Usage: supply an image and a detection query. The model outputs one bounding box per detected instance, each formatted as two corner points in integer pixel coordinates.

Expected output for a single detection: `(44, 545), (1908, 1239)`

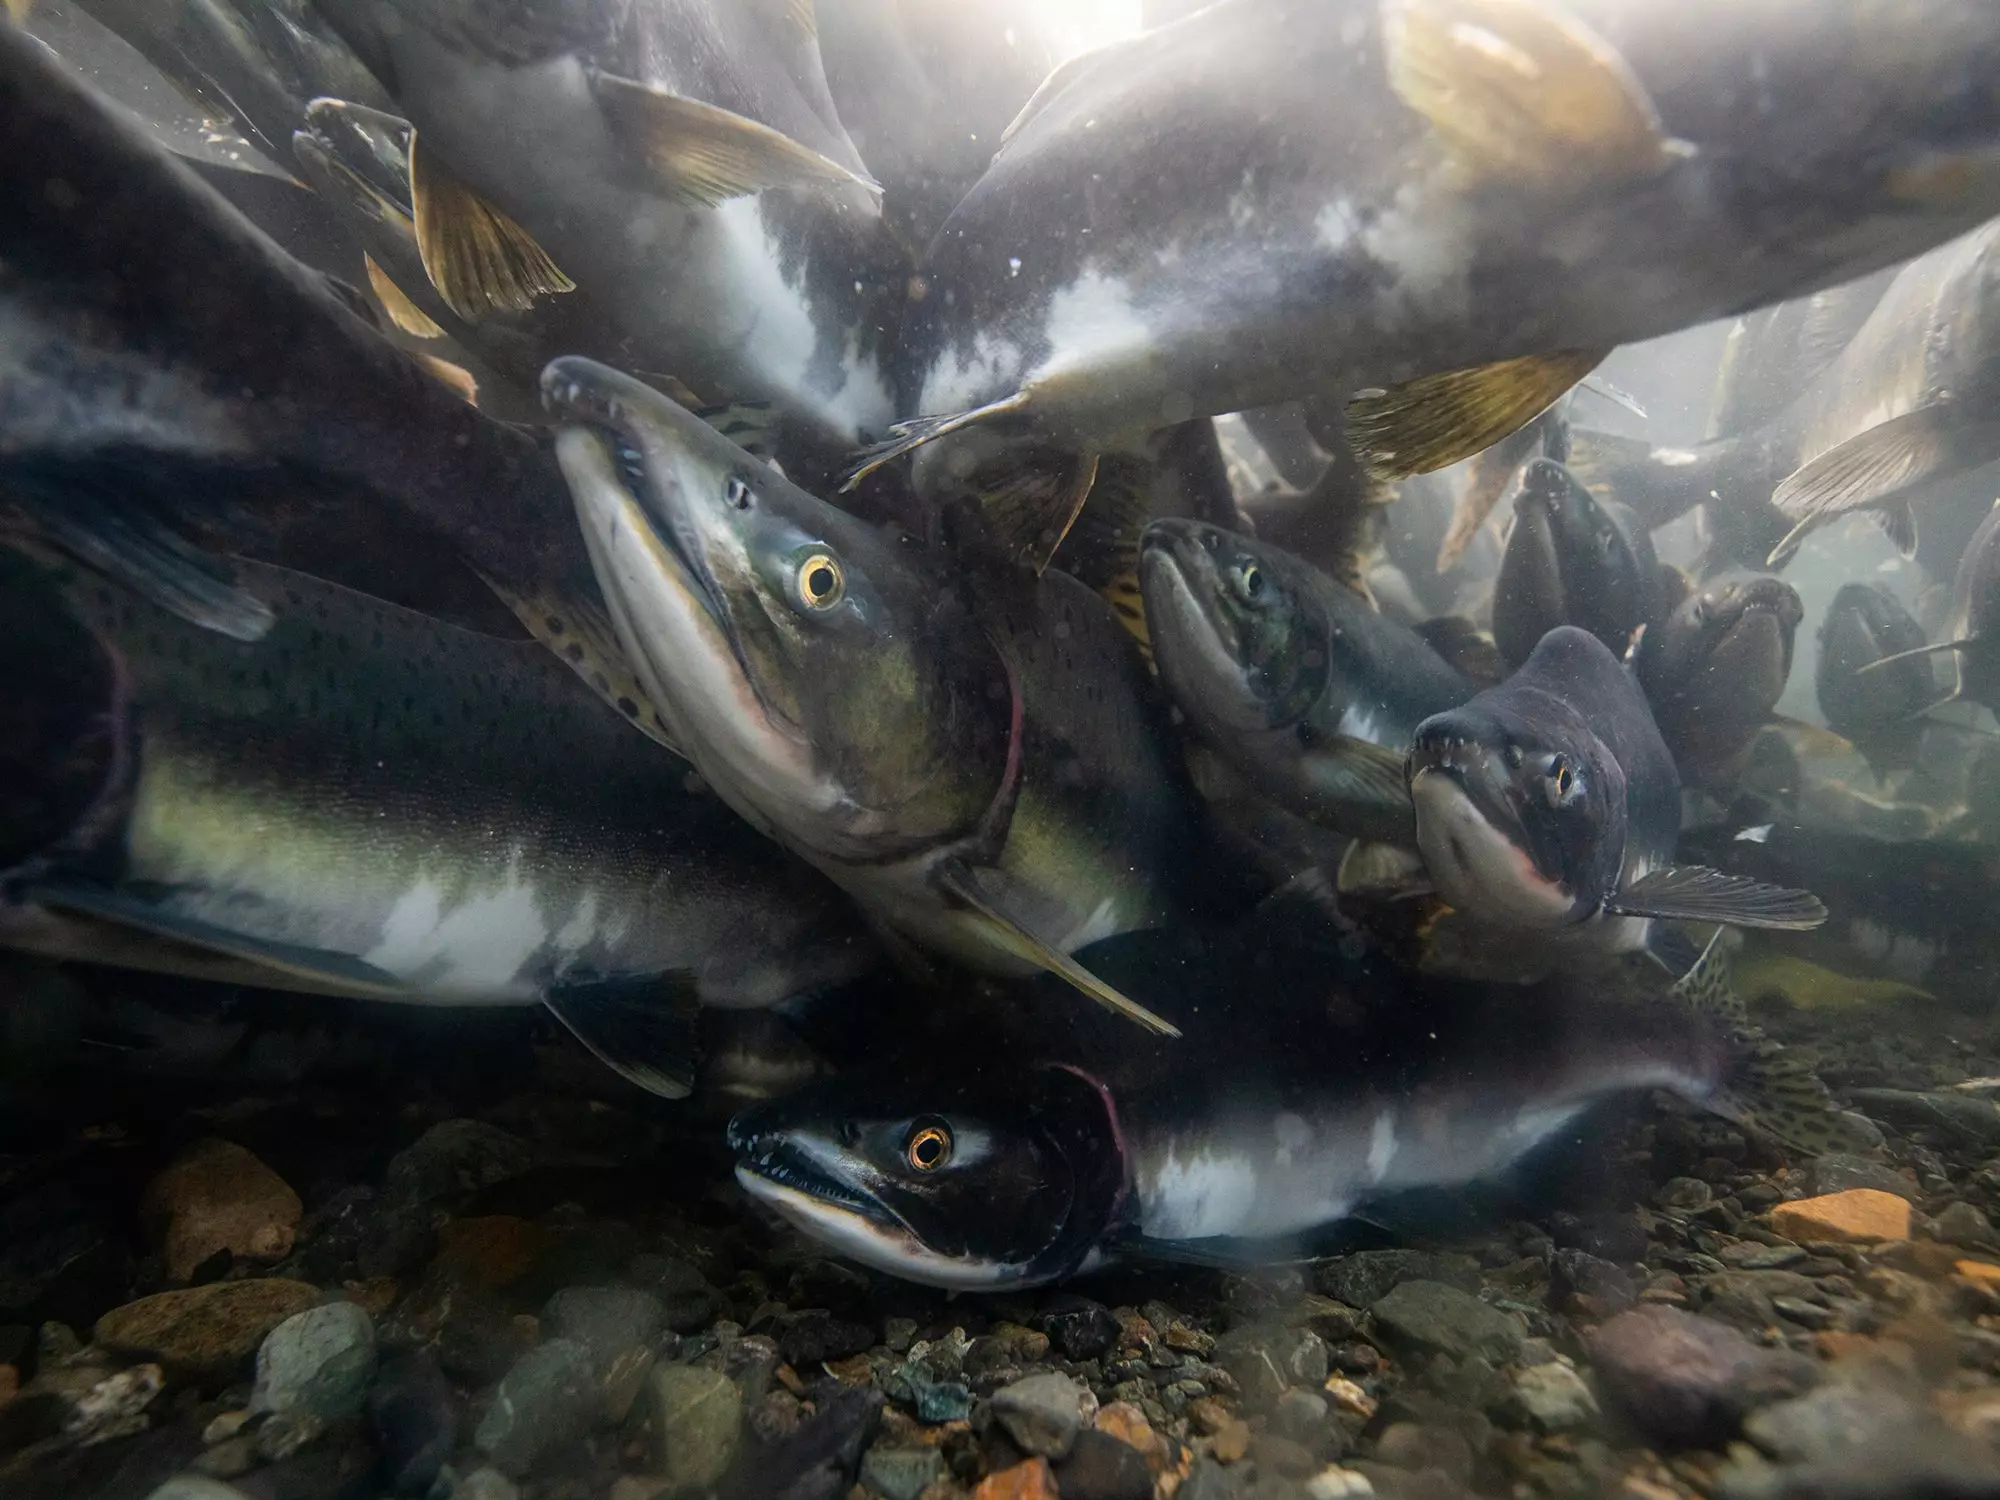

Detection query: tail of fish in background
(1670, 928), (1878, 1156)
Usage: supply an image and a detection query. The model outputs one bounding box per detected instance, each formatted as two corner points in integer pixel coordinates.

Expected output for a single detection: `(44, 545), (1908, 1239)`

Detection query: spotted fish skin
(0, 548), (876, 1014)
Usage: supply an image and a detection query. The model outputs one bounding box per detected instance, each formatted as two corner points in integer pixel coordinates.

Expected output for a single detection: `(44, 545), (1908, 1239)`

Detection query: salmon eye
(795, 552), (844, 610)
(725, 476), (753, 510)
(1230, 561), (1266, 603)
(1545, 754), (1575, 805)
(906, 1121), (952, 1172)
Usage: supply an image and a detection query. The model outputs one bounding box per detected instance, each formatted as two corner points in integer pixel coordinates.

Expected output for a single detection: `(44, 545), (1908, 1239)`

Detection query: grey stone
(1702, 1270), (1822, 1328)
(1719, 1243), (1808, 1271)
(1054, 1428), (1154, 1500)
(1176, 1457), (1244, 1500)
(383, 1120), (531, 1209)
(1499, 1361), (1599, 1433)
(1656, 1177), (1714, 1212)
(450, 1467), (521, 1500)
(254, 1410), (325, 1463)
(1742, 1380), (1928, 1465)
(1934, 1200), (2000, 1250)
(473, 1338), (597, 1477)
(1589, 1306), (1818, 1449)
(144, 1481), (253, 1500)
(368, 1349), (458, 1497)
(1315, 1250), (1480, 1309)
(251, 1302), (376, 1423)
(1548, 1250), (1637, 1315)
(990, 1371), (1096, 1459)
(1369, 1282), (1522, 1365)
(645, 1363), (744, 1491)
(625, 1255), (724, 1334)
(542, 1286), (664, 1372)
(1272, 1387), (1330, 1443)
(1215, 1324), (1328, 1405)
(1810, 1154), (1919, 1203)
(858, 1445), (944, 1500)
(882, 1317), (917, 1354)
(1373, 1421), (1473, 1483)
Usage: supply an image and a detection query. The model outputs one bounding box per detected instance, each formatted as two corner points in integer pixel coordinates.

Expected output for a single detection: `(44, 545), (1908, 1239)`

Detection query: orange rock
(1208, 1419), (1250, 1464)
(1956, 1259), (2000, 1287)
(0, 1364), (17, 1405)
(434, 1215), (548, 1288)
(1770, 1189), (1910, 1244)
(1096, 1400), (1189, 1486)
(141, 1139), (301, 1282)
(973, 1457), (1057, 1500)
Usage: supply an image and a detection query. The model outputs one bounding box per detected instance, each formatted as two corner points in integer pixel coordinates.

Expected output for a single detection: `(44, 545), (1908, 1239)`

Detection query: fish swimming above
(1573, 223), (2000, 570)
(0, 547), (879, 1099)
(1635, 576), (1804, 794)
(729, 930), (1864, 1289)
(1816, 582), (1943, 778)
(1407, 626), (1826, 964)
(0, 20), (670, 742)
(1491, 457), (1665, 669)
(542, 356), (1203, 1038)
(850, 0), (2000, 568)
(311, 0), (909, 473)
(1140, 518), (1470, 845)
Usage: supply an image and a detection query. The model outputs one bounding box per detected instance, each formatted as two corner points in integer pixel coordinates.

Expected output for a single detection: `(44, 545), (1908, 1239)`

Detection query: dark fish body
(726, 929), (1841, 1288)
(1141, 519), (1469, 843)
(1703, 271), (1896, 445)
(1492, 457), (1661, 668)
(1816, 582), (1937, 773)
(317, 0), (908, 466)
(0, 21), (596, 636)
(0, 548), (877, 1093)
(1637, 576), (1804, 792)
(545, 359), (1201, 1036)
(881, 0), (2000, 509)
(1936, 500), (2000, 711)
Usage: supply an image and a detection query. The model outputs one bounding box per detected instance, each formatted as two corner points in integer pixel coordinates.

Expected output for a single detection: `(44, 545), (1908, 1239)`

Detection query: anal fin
(1302, 735), (1415, 838)
(840, 393), (1033, 492)
(1346, 350), (1602, 478)
(543, 973), (700, 1099)
(978, 449), (1099, 574)
(1383, 0), (1692, 187)
(27, 882), (411, 999)
(934, 858), (1180, 1037)
(1606, 865), (1827, 931)
(409, 130), (575, 319)
(365, 252), (446, 338)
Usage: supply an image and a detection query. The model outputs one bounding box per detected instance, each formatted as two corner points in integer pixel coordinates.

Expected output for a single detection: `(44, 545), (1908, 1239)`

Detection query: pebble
(145, 1480), (255, 1500)
(62, 1361), (162, 1443)
(1273, 1387), (1330, 1444)
(1742, 1378), (1928, 1465)
(1325, 1375), (1377, 1420)
(1373, 1422), (1472, 1483)
(1656, 1177), (1714, 1212)
(1719, 1241), (1808, 1270)
(1304, 1465), (1375, 1498)
(1215, 1324), (1328, 1405)
(1772, 1190), (1911, 1244)
(95, 1279), (320, 1381)
(450, 1466), (521, 1500)
(473, 1338), (597, 1477)
(1039, 1296), (1119, 1360)
(643, 1362), (743, 1491)
(1369, 1281), (1523, 1364)
(1549, 1249), (1638, 1317)
(1957, 1259), (2000, 1288)
(1500, 1360), (1599, 1433)
(142, 1140), (302, 1283)
(1934, 1201), (2000, 1249)
(1316, 1251), (1480, 1309)
(625, 1256), (724, 1334)
(251, 1301), (376, 1422)
(777, 1308), (874, 1367)
(1589, 1306), (1819, 1448)
(1053, 1428), (1153, 1500)
(858, 1444), (944, 1500)
(1178, 1458), (1243, 1500)
(1811, 1154), (1920, 1203)
(990, 1371), (1096, 1459)
(368, 1349), (458, 1497)
(382, 1119), (532, 1210)
(973, 1456), (1059, 1500)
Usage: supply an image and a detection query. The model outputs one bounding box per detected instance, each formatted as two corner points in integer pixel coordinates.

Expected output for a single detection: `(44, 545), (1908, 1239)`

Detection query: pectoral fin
(1303, 735), (1414, 836)
(1346, 350), (1602, 478)
(1772, 404), (1989, 531)
(978, 450), (1100, 575)
(1335, 840), (1435, 901)
(933, 859), (1181, 1037)
(409, 131), (575, 319)
(1853, 637), (1971, 678)
(1605, 865), (1827, 930)
(840, 393), (1034, 491)
(1876, 500), (1919, 560)
(1053, 452), (1155, 657)
(543, 974), (700, 1099)
(589, 71), (880, 206)
(27, 883), (410, 998)
(1382, 0), (1692, 187)
(8, 474), (274, 641)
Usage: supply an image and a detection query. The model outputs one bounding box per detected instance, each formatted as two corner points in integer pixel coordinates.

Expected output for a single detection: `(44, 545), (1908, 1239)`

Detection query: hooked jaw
(728, 1123), (1025, 1290)
(1407, 733), (1576, 928)
(1139, 521), (1270, 733)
